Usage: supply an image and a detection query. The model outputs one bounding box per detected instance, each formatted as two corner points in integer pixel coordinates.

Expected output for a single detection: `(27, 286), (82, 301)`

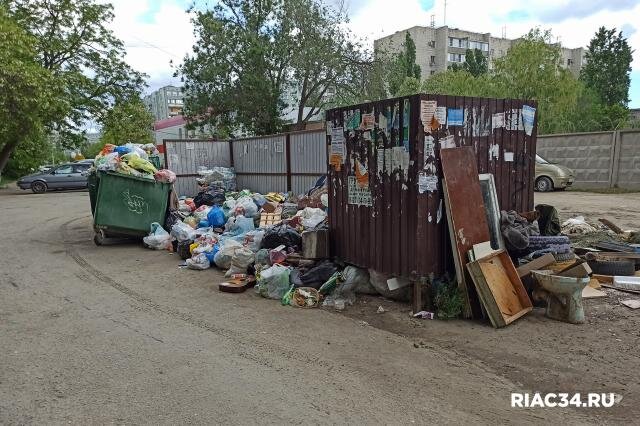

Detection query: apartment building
(374, 26), (585, 79)
(143, 85), (184, 121)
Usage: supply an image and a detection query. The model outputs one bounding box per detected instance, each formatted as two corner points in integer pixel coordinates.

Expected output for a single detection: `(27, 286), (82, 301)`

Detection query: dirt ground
(0, 187), (638, 423)
(536, 190), (640, 231)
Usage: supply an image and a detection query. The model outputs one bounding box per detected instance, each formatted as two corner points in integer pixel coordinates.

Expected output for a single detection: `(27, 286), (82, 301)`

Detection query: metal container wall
(289, 130), (328, 194)
(326, 93), (537, 277)
(164, 139), (232, 196)
(233, 135), (287, 194)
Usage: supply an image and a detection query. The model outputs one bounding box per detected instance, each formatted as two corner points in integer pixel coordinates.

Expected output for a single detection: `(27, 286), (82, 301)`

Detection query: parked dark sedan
(17, 162), (92, 193)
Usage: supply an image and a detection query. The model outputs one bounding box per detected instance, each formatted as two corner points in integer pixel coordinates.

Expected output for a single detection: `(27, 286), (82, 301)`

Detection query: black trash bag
(260, 223), (302, 250)
(289, 268), (304, 287)
(177, 239), (194, 260)
(164, 209), (182, 233)
(193, 187), (226, 208)
(535, 204), (561, 236)
(296, 261), (338, 289)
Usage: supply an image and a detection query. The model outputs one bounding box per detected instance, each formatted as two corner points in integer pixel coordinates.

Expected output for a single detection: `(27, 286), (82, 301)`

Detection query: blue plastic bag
(207, 206), (226, 228)
(198, 219), (210, 229)
(114, 145), (131, 156)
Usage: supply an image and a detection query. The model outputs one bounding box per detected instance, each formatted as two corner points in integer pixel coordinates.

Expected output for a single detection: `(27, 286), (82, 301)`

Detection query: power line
(129, 35), (182, 59)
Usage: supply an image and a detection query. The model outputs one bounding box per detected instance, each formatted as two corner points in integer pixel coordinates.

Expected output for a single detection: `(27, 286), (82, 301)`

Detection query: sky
(105, 0), (640, 108)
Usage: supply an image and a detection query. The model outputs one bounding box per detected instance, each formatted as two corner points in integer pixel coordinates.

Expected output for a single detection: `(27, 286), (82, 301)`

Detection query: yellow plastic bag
(125, 154), (157, 174)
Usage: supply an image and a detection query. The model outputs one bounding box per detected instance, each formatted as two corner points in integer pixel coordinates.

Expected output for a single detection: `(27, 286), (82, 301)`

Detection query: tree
(0, 0), (146, 175)
(581, 27), (633, 107)
(423, 70), (496, 98)
(388, 32), (422, 96)
(179, 0), (370, 136)
(83, 98), (155, 158)
(0, 5), (63, 176)
(449, 48), (488, 77)
(421, 29), (616, 134)
(286, 1), (371, 126)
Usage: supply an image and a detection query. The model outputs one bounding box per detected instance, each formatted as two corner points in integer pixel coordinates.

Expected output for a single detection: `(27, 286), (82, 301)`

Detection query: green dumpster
(88, 171), (100, 216)
(92, 172), (171, 245)
(149, 155), (162, 169)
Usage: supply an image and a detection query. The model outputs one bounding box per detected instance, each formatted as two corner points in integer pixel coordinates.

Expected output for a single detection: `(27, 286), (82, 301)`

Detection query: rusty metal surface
(441, 146), (491, 318)
(326, 94), (537, 277)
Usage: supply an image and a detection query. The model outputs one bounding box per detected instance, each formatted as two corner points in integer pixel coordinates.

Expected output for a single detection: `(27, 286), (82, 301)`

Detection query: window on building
(430, 70), (436, 75)
(448, 53), (465, 63)
(178, 127), (183, 139)
(430, 55), (436, 65)
(469, 41), (489, 51)
(567, 58), (573, 66)
(448, 37), (467, 48)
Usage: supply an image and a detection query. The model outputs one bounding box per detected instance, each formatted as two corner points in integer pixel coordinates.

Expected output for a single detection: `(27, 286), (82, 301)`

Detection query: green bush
(435, 280), (463, 320)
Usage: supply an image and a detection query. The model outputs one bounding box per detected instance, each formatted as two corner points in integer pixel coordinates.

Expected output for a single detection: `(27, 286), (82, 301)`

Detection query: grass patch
(566, 187), (640, 194)
(434, 279), (464, 320)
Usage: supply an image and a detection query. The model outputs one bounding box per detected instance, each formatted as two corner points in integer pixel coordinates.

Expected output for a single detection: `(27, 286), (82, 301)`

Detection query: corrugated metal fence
(326, 94), (538, 277)
(163, 130), (327, 197)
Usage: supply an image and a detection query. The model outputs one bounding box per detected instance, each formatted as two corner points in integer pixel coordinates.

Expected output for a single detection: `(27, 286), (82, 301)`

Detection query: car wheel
(31, 181), (47, 194)
(535, 176), (554, 192)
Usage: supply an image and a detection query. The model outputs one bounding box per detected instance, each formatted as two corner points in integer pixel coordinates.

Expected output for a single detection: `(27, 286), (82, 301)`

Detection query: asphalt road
(0, 189), (591, 424)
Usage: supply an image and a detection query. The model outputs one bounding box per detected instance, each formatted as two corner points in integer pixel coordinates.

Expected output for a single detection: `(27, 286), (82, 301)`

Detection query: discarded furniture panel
(467, 250), (533, 328)
(441, 147), (492, 318)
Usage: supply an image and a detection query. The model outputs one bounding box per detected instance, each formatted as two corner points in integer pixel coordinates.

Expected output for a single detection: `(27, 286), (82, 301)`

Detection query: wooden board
(259, 212), (282, 227)
(441, 147), (492, 318)
(467, 249), (533, 328)
(582, 286), (606, 298)
(516, 253), (556, 278)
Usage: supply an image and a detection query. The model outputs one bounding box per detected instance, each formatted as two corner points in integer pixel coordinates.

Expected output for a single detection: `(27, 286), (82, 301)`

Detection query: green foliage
(4, 134), (65, 178)
(581, 27), (633, 107)
(423, 29), (628, 134)
(423, 70), (497, 97)
(99, 98), (155, 146)
(179, 0), (369, 135)
(0, 5), (64, 175)
(449, 49), (488, 77)
(1, 0), (146, 176)
(395, 77), (422, 97)
(434, 280), (463, 320)
(9, 0), (146, 133)
(388, 32), (422, 96)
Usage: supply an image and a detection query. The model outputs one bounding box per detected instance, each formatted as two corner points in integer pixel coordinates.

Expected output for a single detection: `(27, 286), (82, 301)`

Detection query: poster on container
(447, 108), (464, 126)
(522, 105), (536, 136)
(434, 107), (447, 128)
(330, 127), (345, 171)
(348, 176), (373, 206)
(421, 100), (437, 128)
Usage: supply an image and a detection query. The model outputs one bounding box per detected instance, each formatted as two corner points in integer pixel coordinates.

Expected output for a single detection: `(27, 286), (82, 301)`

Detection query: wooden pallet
(259, 212), (282, 227)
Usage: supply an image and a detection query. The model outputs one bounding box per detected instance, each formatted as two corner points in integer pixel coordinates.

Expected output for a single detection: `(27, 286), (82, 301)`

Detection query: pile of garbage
(141, 176), (413, 310)
(93, 143), (176, 183)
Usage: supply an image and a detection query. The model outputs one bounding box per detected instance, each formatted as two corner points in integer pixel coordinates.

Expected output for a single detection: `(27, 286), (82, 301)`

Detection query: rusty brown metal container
(326, 94), (538, 277)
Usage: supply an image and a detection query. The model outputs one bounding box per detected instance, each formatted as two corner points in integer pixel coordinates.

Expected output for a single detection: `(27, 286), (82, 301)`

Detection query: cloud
(102, 0), (640, 107)
(622, 23), (637, 37)
(105, 0), (194, 95)
(537, 0), (640, 23)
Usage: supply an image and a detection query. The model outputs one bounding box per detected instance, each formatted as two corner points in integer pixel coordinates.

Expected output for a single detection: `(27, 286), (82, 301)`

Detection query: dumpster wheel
(93, 229), (105, 246)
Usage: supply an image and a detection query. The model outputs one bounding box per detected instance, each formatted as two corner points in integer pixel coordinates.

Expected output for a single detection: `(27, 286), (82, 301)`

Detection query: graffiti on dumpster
(122, 189), (149, 215)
